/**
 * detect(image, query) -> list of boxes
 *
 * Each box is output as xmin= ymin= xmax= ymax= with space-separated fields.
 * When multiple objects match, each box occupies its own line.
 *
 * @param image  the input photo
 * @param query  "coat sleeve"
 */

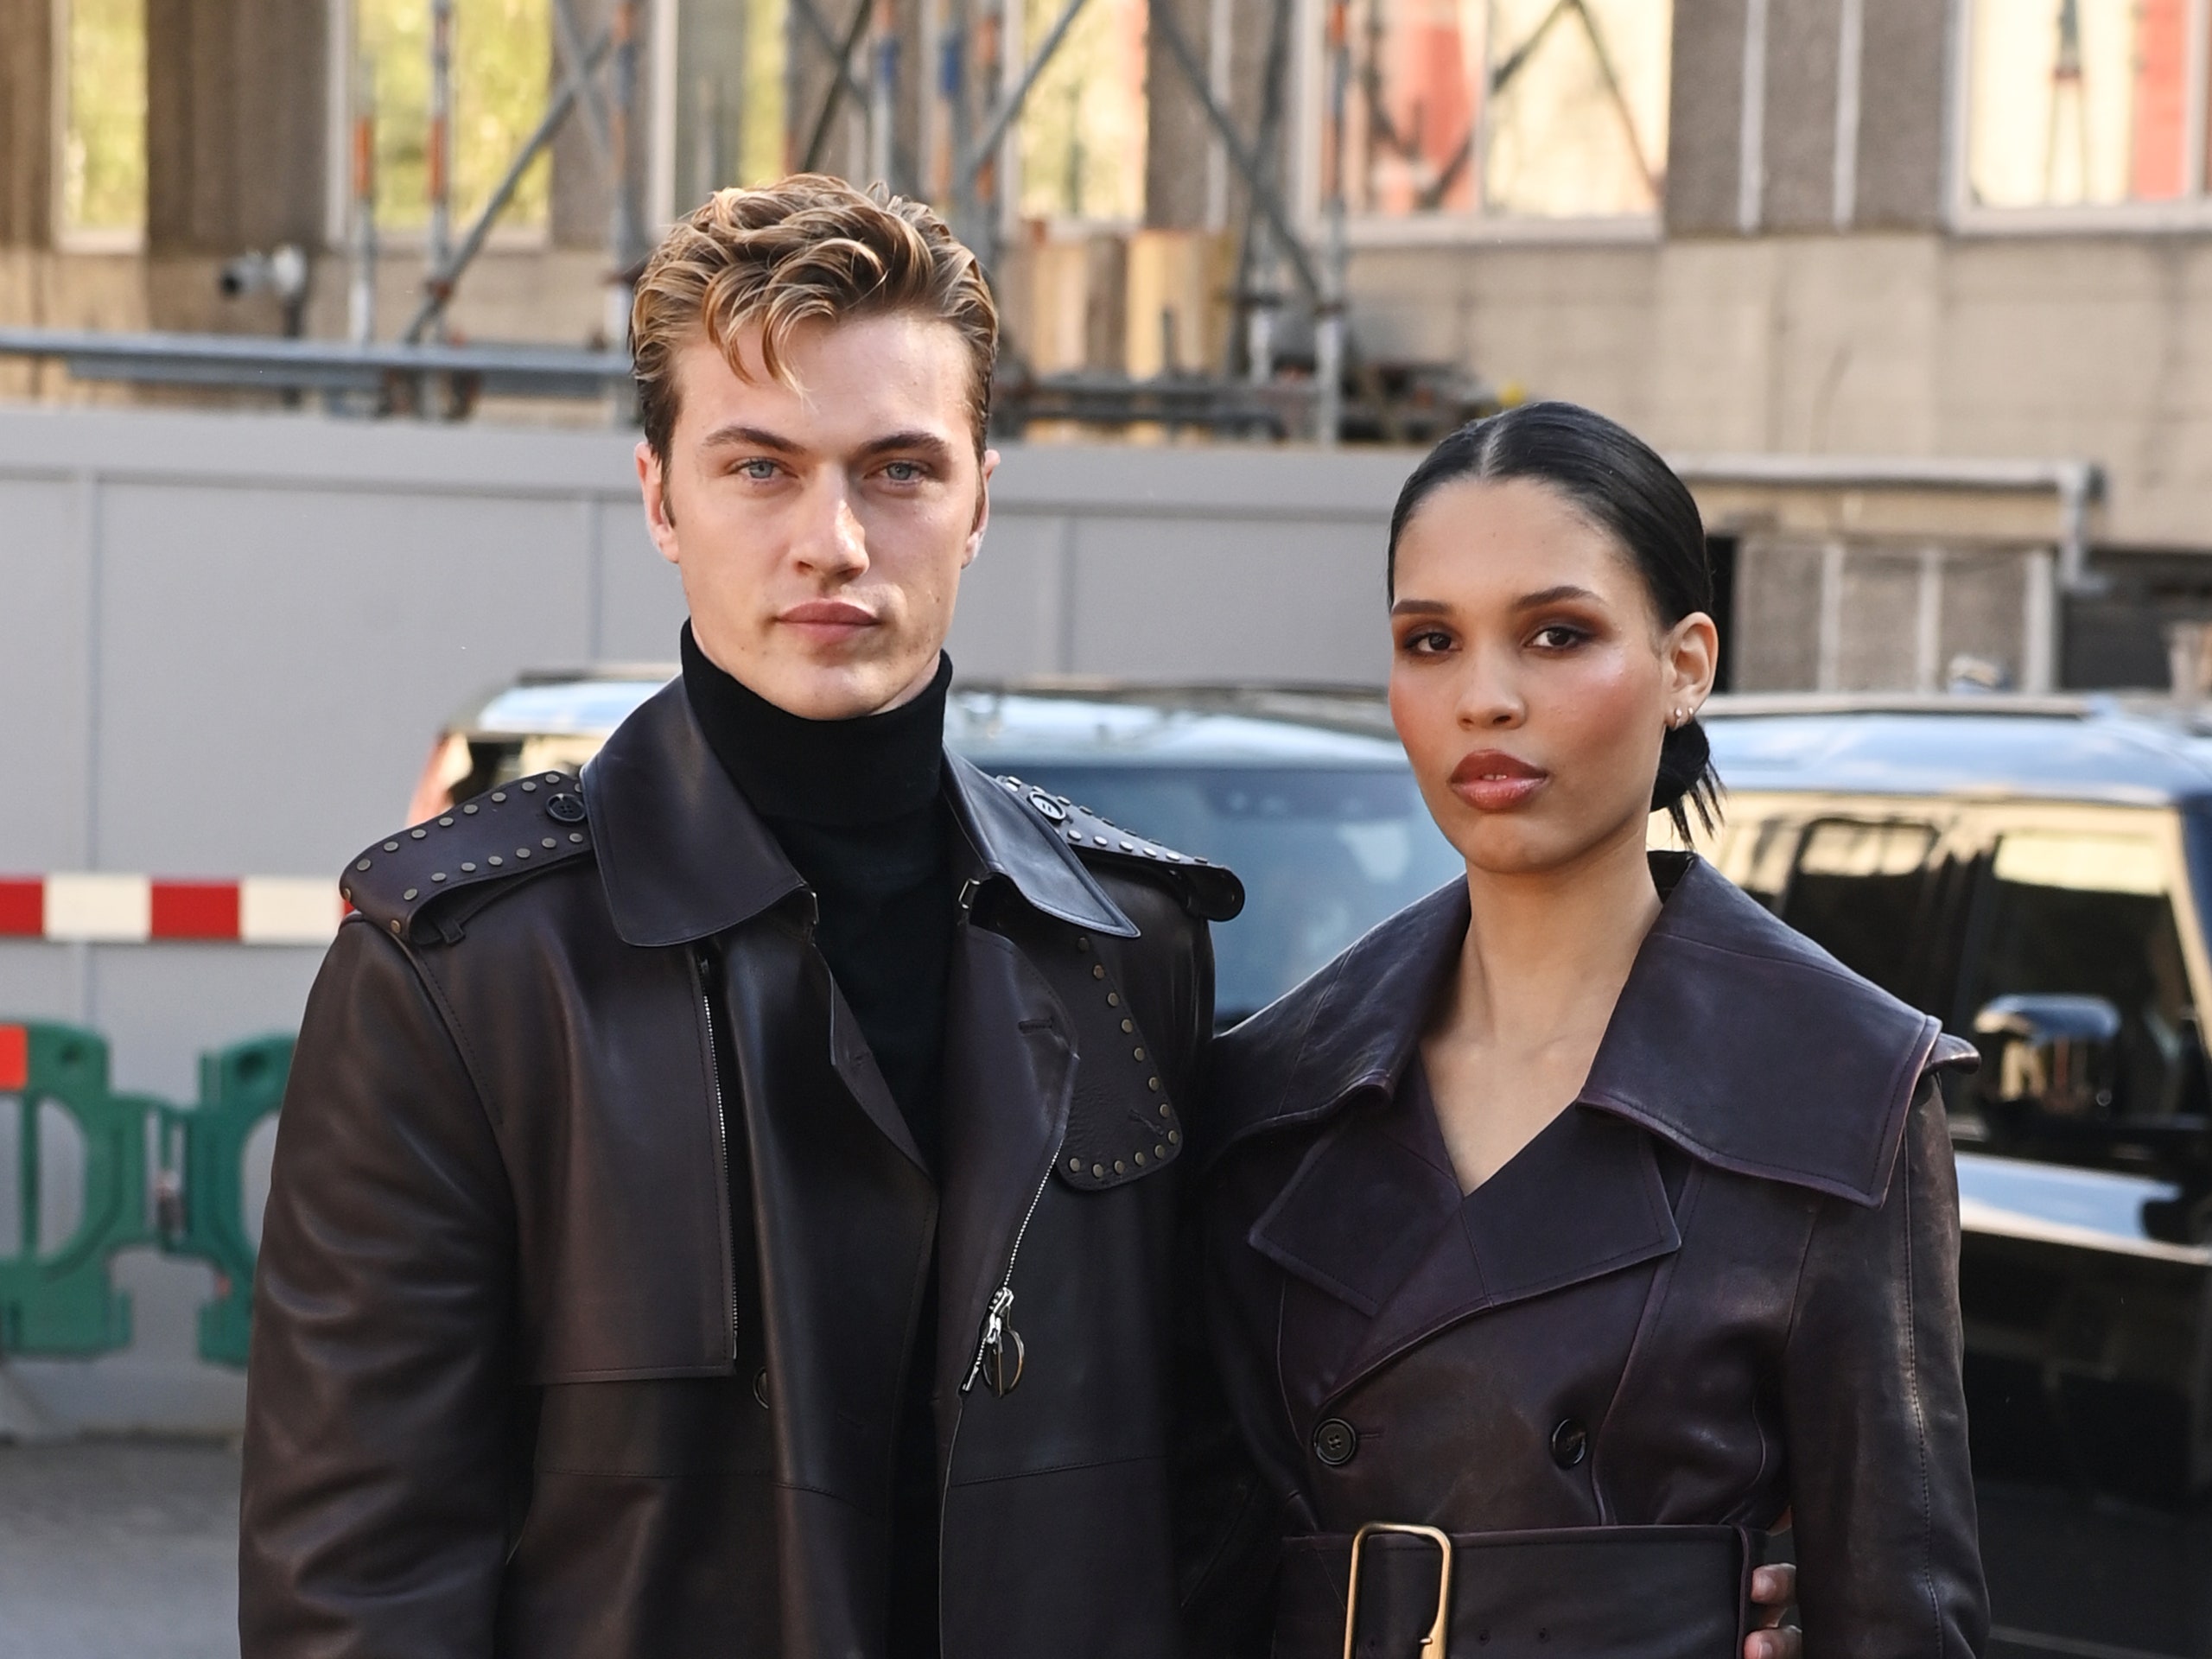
xmin=238 ymin=919 xmax=518 ymax=1658
xmin=1781 ymin=1075 xmax=1989 ymax=1659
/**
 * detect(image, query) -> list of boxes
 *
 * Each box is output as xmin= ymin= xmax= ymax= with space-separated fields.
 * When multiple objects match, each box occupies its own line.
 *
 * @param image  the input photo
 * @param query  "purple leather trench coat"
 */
xmin=1200 ymin=854 xmax=1989 ymax=1658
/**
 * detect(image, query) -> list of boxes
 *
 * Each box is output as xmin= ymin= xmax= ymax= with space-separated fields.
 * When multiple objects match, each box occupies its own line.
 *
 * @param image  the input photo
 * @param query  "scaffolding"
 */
xmin=0 ymin=0 xmax=1504 ymax=441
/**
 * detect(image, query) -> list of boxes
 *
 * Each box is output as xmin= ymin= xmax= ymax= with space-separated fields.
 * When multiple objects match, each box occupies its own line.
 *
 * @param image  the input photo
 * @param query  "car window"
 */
xmin=1779 ymin=819 xmax=1940 ymax=1000
xmin=1961 ymin=830 xmax=2202 ymax=1122
xmin=998 ymin=764 xmax=1464 ymax=1023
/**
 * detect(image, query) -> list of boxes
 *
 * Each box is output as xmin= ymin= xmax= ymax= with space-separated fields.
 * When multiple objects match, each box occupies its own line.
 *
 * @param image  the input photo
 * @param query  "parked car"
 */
xmin=410 ymin=670 xmax=1465 ymax=1026
xmin=422 ymin=673 xmax=2212 ymax=1656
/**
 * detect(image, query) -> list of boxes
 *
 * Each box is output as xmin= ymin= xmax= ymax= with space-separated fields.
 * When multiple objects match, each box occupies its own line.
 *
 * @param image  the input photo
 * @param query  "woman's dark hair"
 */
xmin=1385 ymin=399 xmax=1721 ymax=841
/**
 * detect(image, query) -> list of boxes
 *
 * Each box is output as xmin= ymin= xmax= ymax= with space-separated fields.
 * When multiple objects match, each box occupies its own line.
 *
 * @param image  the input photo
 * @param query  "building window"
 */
xmin=1962 ymin=0 xmax=2209 ymax=213
xmin=1016 ymin=0 xmax=1149 ymax=224
xmin=352 ymin=0 xmax=553 ymax=234
xmin=1327 ymin=0 xmax=1670 ymax=229
xmin=56 ymin=0 xmax=148 ymax=244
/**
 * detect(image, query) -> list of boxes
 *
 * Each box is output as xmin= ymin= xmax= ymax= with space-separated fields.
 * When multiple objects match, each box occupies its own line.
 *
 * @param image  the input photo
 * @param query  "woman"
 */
xmin=1200 ymin=403 xmax=1986 ymax=1657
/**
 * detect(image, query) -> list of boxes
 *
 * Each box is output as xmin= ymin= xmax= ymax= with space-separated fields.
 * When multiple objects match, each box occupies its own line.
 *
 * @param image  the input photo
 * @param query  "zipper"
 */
xmin=961 ymin=1162 xmax=1050 ymax=1394
xmin=696 ymin=947 xmax=740 ymax=1363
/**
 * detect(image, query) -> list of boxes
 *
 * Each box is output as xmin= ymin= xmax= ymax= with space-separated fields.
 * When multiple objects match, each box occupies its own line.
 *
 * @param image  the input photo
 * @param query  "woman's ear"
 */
xmin=1665 ymin=611 xmax=1720 ymax=714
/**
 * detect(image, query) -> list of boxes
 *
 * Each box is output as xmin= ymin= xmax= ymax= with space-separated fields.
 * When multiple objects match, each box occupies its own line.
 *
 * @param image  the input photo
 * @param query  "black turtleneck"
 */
xmin=681 ymin=622 xmax=956 ymax=1162
xmin=680 ymin=623 xmax=950 ymax=1659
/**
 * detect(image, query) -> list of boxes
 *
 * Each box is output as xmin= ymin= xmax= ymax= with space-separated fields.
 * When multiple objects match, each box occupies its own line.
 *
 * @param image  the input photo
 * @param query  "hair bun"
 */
xmin=1652 ymin=716 xmax=1720 ymax=837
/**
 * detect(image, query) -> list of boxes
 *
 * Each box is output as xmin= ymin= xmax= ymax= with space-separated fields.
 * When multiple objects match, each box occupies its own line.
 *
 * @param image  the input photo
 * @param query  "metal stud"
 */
xmin=410 ymin=829 xmax=428 ymax=840
xmin=569 ymin=832 xmax=584 ymax=843
xmin=1119 ymin=840 xmax=1135 ymax=852
xmin=520 ymin=781 xmax=537 ymax=792
xmin=516 ymin=849 xmax=530 ymax=860
xmin=1107 ymin=992 xmax=1120 ymax=1007
xmin=1159 ymin=1103 xmax=1172 ymax=1117
xmin=403 ymin=888 xmax=418 ymax=900
xmin=1075 ymin=936 xmax=1090 ymax=951
xmin=1091 ymin=963 xmax=1106 ymax=980
xmin=1091 ymin=1162 xmax=1105 ymax=1178
xmin=356 ymin=858 xmax=372 ymax=872
xmin=340 ymin=887 xmax=352 ymax=902
xmin=544 ymin=772 xmax=563 ymax=785
xmin=460 ymin=862 xmax=477 ymax=874
xmin=1167 ymin=1129 xmax=1179 ymax=1145
xmin=1154 ymin=1143 xmax=1166 ymax=1157
xmin=1147 ymin=1077 xmax=1161 ymax=1091
xmin=431 ymin=872 xmax=447 ymax=882
xmin=1133 ymin=1046 xmax=1146 ymax=1061
xmin=487 ymin=856 xmax=503 ymax=868
xmin=390 ymin=919 xmax=403 ymax=934
xmin=383 ymin=841 xmax=399 ymax=853
xmin=491 ymin=791 xmax=506 ymax=803
xmin=1093 ymin=835 xmax=1109 ymax=846
xmin=439 ymin=817 xmax=454 ymax=827
xmin=1114 ymin=1160 xmax=1127 ymax=1174
xmin=1069 ymin=1156 xmax=1082 ymax=1172
xmin=1120 ymin=1019 xmax=1134 ymax=1033
xmin=542 ymin=837 xmax=556 ymax=849
xmin=1135 ymin=1151 xmax=1147 ymax=1166
xmin=1065 ymin=829 xmax=1083 ymax=843
xmin=462 ymin=804 xmax=479 ymax=815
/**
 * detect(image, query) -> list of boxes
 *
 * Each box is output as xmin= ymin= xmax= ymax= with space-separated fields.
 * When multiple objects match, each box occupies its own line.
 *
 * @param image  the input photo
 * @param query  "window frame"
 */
xmin=1948 ymin=0 xmax=2212 ymax=236
xmin=322 ymin=0 xmax=561 ymax=254
xmin=49 ymin=0 xmax=148 ymax=254
xmin=1291 ymin=0 xmax=1666 ymax=250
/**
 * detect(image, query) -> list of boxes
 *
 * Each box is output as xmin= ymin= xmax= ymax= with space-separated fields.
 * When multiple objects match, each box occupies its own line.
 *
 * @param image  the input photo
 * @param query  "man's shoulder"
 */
xmin=986 ymin=774 xmax=1244 ymax=928
xmin=340 ymin=770 xmax=599 ymax=945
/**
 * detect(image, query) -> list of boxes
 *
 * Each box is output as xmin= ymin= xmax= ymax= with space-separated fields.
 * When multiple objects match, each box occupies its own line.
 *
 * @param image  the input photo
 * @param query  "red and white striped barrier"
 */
xmin=0 ymin=875 xmax=344 ymax=945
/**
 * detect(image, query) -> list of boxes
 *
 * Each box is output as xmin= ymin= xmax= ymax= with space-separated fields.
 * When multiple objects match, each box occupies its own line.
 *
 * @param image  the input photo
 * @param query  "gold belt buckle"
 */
xmin=1343 ymin=1522 xmax=1453 ymax=1659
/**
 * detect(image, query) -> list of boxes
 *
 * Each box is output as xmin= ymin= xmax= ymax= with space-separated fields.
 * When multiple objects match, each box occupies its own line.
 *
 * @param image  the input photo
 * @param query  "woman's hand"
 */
xmin=1745 ymin=1564 xmax=1799 ymax=1659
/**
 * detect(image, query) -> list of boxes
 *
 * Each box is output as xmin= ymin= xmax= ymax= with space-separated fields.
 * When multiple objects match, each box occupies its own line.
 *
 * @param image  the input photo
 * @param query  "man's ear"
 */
xmin=963 ymin=447 xmax=1001 ymax=569
xmin=637 ymin=441 xmax=680 ymax=566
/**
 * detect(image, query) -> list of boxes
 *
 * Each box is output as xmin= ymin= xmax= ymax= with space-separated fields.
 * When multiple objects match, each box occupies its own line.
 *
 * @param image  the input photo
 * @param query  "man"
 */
xmin=240 ymin=176 xmax=1800 ymax=1657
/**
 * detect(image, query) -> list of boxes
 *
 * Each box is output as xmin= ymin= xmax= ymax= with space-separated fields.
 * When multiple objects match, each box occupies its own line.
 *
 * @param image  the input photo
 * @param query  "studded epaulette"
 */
xmin=992 ymin=776 xmax=1245 ymax=923
xmin=340 ymin=771 xmax=595 ymax=943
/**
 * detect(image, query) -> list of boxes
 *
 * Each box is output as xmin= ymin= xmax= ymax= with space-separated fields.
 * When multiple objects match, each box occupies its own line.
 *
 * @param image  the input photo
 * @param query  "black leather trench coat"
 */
xmin=238 ymin=681 xmax=1243 ymax=1659
xmin=1201 ymin=855 xmax=1988 ymax=1657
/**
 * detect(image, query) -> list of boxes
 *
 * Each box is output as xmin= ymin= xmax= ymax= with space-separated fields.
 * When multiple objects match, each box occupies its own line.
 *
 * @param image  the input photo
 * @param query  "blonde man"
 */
xmin=239 ymin=177 xmax=1244 ymax=1658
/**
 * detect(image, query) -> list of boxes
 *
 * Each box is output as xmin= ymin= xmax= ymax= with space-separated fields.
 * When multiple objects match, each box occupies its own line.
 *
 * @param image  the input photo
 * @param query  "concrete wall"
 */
xmin=0 ymin=404 xmax=1410 ymax=1432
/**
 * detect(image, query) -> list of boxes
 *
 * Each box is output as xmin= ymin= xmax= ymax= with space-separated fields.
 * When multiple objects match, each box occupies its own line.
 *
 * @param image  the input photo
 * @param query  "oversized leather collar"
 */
xmin=1209 ymin=852 xmax=1974 ymax=1207
xmin=582 ymin=679 xmax=1142 ymax=947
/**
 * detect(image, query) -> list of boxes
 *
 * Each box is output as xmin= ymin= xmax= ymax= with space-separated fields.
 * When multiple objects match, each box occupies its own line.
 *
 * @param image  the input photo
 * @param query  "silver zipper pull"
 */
xmin=962 ymin=1286 xmax=1026 ymax=1396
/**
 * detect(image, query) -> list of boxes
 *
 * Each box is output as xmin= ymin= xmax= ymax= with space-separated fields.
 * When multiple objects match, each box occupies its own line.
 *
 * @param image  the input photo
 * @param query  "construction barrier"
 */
xmin=0 ymin=1021 xmax=288 ymax=1368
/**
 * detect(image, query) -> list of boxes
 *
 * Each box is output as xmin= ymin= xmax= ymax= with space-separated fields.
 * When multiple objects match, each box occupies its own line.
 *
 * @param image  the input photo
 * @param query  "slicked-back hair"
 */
xmin=631 ymin=175 xmax=999 ymax=472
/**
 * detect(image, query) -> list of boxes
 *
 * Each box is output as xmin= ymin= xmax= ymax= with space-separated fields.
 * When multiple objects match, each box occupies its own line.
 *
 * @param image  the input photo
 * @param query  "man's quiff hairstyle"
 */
xmin=631 ymin=175 xmax=999 ymax=467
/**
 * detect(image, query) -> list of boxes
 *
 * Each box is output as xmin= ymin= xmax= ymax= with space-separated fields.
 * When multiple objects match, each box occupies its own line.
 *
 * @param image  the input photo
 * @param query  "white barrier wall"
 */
xmin=0 ymin=404 xmax=1415 ymax=1430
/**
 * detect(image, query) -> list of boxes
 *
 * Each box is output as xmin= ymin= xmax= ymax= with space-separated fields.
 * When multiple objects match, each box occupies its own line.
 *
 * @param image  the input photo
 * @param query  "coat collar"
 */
xmin=581 ymin=680 xmax=1139 ymax=947
xmin=1210 ymin=852 xmax=1963 ymax=1208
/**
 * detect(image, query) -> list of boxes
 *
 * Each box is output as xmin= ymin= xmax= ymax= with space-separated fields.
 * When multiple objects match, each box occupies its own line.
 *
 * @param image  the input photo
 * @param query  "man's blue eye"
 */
xmin=740 ymin=459 xmax=776 ymax=480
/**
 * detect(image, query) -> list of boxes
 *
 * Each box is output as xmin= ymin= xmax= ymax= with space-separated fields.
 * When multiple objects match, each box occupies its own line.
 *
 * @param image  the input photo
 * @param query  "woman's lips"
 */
xmin=1448 ymin=748 xmax=1549 ymax=811
xmin=779 ymin=599 xmax=877 ymax=641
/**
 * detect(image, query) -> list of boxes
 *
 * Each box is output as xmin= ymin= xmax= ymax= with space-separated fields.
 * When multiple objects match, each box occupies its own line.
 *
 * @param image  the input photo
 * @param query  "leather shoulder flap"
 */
xmin=997 ymin=777 xmax=1246 ymax=923
xmin=340 ymin=770 xmax=597 ymax=944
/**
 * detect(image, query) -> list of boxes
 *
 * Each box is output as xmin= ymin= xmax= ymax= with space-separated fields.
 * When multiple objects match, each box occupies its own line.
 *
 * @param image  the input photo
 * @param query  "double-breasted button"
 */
xmin=1313 ymin=1418 xmax=1359 ymax=1467
xmin=1550 ymin=1417 xmax=1589 ymax=1468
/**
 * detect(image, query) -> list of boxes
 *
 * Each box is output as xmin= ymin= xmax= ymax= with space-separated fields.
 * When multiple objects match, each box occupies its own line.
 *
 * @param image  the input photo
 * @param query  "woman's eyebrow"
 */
xmin=1389 ymin=598 xmax=1450 ymax=617
xmin=1513 ymin=584 xmax=1601 ymax=610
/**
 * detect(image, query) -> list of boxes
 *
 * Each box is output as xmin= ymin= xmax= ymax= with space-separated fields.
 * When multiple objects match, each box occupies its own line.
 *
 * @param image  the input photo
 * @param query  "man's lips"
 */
xmin=778 ymin=599 xmax=878 ymax=637
xmin=1447 ymin=748 xmax=1549 ymax=810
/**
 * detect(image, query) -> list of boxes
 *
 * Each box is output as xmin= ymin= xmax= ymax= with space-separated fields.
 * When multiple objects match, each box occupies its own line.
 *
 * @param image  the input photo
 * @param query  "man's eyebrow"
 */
xmin=855 ymin=429 xmax=957 ymax=461
xmin=696 ymin=422 xmax=801 ymax=453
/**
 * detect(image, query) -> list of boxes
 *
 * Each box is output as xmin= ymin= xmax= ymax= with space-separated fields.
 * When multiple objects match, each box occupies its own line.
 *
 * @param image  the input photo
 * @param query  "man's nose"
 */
xmin=794 ymin=483 xmax=868 ymax=578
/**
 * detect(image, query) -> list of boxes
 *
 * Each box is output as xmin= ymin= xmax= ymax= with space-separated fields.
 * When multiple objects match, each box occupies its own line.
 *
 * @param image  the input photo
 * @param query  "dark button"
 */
xmin=547 ymin=792 xmax=587 ymax=823
xmin=1313 ymin=1418 xmax=1359 ymax=1467
xmin=1550 ymin=1417 xmax=1589 ymax=1468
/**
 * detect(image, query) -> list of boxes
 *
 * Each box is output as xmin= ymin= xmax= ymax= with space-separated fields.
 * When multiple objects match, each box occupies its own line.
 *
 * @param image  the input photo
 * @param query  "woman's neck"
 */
xmin=1446 ymin=817 xmax=1663 ymax=1055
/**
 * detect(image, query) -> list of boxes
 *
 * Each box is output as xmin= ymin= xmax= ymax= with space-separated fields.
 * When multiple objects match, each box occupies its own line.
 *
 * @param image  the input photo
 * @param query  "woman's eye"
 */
xmin=1530 ymin=623 xmax=1589 ymax=651
xmin=1400 ymin=628 xmax=1453 ymax=656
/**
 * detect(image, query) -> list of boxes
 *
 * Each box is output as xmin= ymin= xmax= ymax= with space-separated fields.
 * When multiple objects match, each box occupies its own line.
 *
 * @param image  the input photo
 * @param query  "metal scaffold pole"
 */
xmin=425 ymin=0 xmax=455 ymax=339
xmin=349 ymin=55 xmax=379 ymax=344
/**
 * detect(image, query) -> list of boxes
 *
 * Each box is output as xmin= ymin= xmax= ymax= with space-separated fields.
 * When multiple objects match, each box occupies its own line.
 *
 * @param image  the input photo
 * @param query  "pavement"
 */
xmin=0 ymin=1438 xmax=239 ymax=1659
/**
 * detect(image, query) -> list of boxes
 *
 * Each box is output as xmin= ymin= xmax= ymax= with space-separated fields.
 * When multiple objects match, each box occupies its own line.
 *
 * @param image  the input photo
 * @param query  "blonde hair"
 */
xmin=631 ymin=175 xmax=999 ymax=467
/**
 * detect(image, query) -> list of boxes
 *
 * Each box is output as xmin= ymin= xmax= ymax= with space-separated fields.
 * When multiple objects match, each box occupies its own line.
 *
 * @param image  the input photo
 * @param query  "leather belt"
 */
xmin=1274 ymin=1523 xmax=1767 ymax=1659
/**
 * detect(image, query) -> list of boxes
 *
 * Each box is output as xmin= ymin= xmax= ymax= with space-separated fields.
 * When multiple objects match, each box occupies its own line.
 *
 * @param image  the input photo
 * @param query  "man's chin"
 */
xmin=753 ymin=661 xmax=932 ymax=722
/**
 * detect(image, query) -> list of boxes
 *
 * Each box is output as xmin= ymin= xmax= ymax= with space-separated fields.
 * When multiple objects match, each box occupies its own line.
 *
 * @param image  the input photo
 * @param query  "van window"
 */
xmin=1779 ymin=820 xmax=1939 ymax=1000
xmin=1962 ymin=830 xmax=2201 ymax=1122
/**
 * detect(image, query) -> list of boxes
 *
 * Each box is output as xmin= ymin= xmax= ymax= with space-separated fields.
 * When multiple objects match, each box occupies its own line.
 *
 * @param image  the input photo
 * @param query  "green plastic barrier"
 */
xmin=0 ymin=1022 xmax=156 ymax=1357
xmin=159 ymin=1034 xmax=291 ymax=1367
